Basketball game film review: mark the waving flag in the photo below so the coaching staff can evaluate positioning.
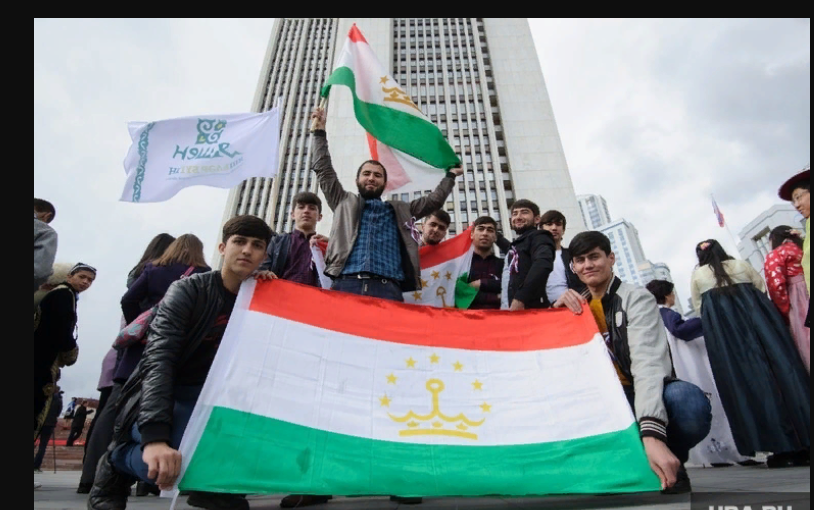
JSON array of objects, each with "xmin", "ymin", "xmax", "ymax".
[
  {"xmin": 321, "ymin": 24, "xmax": 460, "ymax": 195},
  {"xmin": 172, "ymin": 280, "xmax": 660, "ymax": 499},
  {"xmin": 711, "ymin": 195, "xmax": 726, "ymax": 228},
  {"xmin": 405, "ymin": 228, "xmax": 476, "ymax": 308},
  {"xmin": 121, "ymin": 109, "xmax": 280, "ymax": 203}
]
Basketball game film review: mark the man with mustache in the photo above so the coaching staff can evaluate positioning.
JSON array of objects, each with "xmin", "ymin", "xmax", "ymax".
[
  {"xmin": 506, "ymin": 199, "xmax": 555, "ymax": 311},
  {"xmin": 309, "ymin": 108, "xmax": 462, "ymax": 303},
  {"xmin": 283, "ymin": 108, "xmax": 462, "ymax": 508}
]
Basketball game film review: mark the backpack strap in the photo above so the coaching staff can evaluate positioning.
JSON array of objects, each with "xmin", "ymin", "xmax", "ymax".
[{"xmin": 182, "ymin": 266, "xmax": 196, "ymax": 278}]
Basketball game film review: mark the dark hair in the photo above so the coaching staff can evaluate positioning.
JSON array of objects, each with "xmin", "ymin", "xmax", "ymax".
[
  {"xmin": 472, "ymin": 216, "xmax": 498, "ymax": 229},
  {"xmin": 130, "ymin": 233, "xmax": 176, "ymax": 280},
  {"xmin": 34, "ymin": 198, "xmax": 56, "ymax": 222},
  {"xmin": 569, "ymin": 231, "xmax": 612, "ymax": 258},
  {"xmin": 222, "ymin": 215, "xmax": 274, "ymax": 246},
  {"xmin": 356, "ymin": 160, "xmax": 388, "ymax": 182},
  {"xmin": 540, "ymin": 210, "xmax": 567, "ymax": 230},
  {"xmin": 792, "ymin": 180, "xmax": 810, "ymax": 194},
  {"xmin": 510, "ymin": 199, "xmax": 541, "ymax": 218},
  {"xmin": 696, "ymin": 239, "xmax": 735, "ymax": 289},
  {"xmin": 770, "ymin": 225, "xmax": 804, "ymax": 250},
  {"xmin": 646, "ymin": 280, "xmax": 675, "ymax": 305},
  {"xmin": 427, "ymin": 209, "xmax": 451, "ymax": 228},
  {"xmin": 292, "ymin": 191, "xmax": 323, "ymax": 214},
  {"xmin": 155, "ymin": 234, "xmax": 208, "ymax": 268}
]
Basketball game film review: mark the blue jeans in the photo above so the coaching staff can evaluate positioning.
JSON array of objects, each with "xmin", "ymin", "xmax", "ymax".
[
  {"xmin": 625, "ymin": 380, "xmax": 712, "ymax": 464},
  {"xmin": 332, "ymin": 278, "xmax": 404, "ymax": 302},
  {"xmin": 111, "ymin": 386, "xmax": 202, "ymax": 484}
]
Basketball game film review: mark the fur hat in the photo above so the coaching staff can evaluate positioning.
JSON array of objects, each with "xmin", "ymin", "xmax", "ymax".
[{"xmin": 34, "ymin": 262, "xmax": 74, "ymax": 306}]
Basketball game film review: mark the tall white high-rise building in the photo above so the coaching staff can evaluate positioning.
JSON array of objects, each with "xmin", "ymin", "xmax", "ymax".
[
  {"xmin": 218, "ymin": 18, "xmax": 585, "ymax": 261},
  {"xmin": 577, "ymin": 194, "xmax": 613, "ymax": 230},
  {"xmin": 637, "ymin": 260, "xmax": 684, "ymax": 314},
  {"xmin": 599, "ymin": 219, "xmax": 649, "ymax": 287}
]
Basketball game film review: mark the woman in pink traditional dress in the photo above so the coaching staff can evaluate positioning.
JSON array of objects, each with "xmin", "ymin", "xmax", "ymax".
[{"xmin": 764, "ymin": 226, "xmax": 810, "ymax": 373}]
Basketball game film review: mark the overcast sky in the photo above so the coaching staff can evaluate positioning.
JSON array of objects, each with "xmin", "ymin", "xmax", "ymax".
[{"xmin": 34, "ymin": 18, "xmax": 810, "ymax": 400}]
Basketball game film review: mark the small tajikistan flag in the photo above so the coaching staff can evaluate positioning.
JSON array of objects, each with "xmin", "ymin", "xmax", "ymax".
[
  {"xmin": 321, "ymin": 24, "xmax": 461, "ymax": 195},
  {"xmin": 405, "ymin": 228, "xmax": 476, "ymax": 309},
  {"xmin": 172, "ymin": 280, "xmax": 661, "ymax": 498}
]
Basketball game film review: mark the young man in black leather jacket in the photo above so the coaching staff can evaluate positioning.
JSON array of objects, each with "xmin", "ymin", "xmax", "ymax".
[{"xmin": 88, "ymin": 215, "xmax": 274, "ymax": 510}]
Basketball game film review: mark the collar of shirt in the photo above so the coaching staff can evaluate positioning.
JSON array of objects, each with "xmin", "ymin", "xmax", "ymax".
[{"xmin": 292, "ymin": 229, "xmax": 316, "ymax": 241}]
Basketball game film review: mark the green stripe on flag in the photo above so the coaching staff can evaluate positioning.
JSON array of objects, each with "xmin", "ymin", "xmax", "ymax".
[
  {"xmin": 455, "ymin": 273, "xmax": 479, "ymax": 310},
  {"xmin": 321, "ymin": 67, "xmax": 461, "ymax": 170},
  {"xmin": 180, "ymin": 407, "xmax": 661, "ymax": 497}
]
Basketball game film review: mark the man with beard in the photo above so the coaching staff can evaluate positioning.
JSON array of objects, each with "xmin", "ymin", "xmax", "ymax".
[
  {"xmin": 309, "ymin": 108, "xmax": 461, "ymax": 303},
  {"xmin": 283, "ymin": 109, "xmax": 461, "ymax": 508},
  {"xmin": 507, "ymin": 200, "xmax": 556, "ymax": 311}
]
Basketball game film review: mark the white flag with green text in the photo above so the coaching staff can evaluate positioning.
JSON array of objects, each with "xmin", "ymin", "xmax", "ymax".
[{"xmin": 121, "ymin": 109, "xmax": 279, "ymax": 203}]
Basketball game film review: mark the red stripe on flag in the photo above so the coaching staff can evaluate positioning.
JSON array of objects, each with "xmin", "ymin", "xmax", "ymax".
[
  {"xmin": 366, "ymin": 133, "xmax": 379, "ymax": 160},
  {"xmin": 348, "ymin": 25, "xmax": 367, "ymax": 43},
  {"xmin": 249, "ymin": 280, "xmax": 598, "ymax": 352},
  {"xmin": 419, "ymin": 227, "xmax": 473, "ymax": 270}
]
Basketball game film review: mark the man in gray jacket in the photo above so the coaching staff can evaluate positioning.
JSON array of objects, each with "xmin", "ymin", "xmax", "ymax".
[
  {"xmin": 309, "ymin": 108, "xmax": 461, "ymax": 302},
  {"xmin": 34, "ymin": 199, "xmax": 58, "ymax": 292},
  {"xmin": 562, "ymin": 231, "xmax": 712, "ymax": 495},
  {"xmin": 279, "ymin": 111, "xmax": 461, "ymax": 509}
]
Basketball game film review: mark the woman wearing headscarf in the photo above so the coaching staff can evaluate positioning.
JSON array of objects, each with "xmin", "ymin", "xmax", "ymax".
[{"xmin": 691, "ymin": 240, "xmax": 809, "ymax": 469}]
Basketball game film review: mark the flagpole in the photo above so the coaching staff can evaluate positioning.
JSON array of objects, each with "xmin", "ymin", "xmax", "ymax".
[
  {"xmin": 712, "ymin": 193, "xmax": 743, "ymax": 258},
  {"xmin": 724, "ymin": 223, "xmax": 743, "ymax": 259},
  {"xmin": 310, "ymin": 97, "xmax": 328, "ymax": 132}
]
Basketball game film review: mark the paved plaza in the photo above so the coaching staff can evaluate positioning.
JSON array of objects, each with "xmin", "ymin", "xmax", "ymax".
[{"xmin": 35, "ymin": 466, "xmax": 810, "ymax": 509}]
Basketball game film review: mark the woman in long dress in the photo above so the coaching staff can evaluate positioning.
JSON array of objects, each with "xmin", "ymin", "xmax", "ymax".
[
  {"xmin": 646, "ymin": 279, "xmax": 747, "ymax": 468},
  {"xmin": 691, "ymin": 239, "xmax": 809, "ymax": 469},
  {"xmin": 764, "ymin": 226, "xmax": 810, "ymax": 373}
]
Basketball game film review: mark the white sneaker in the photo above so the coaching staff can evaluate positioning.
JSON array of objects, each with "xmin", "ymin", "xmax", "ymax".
[{"xmin": 34, "ymin": 482, "xmax": 42, "ymax": 490}]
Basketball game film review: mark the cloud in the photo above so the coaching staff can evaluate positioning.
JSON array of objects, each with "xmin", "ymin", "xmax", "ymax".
[
  {"xmin": 529, "ymin": 18, "xmax": 809, "ymax": 309},
  {"xmin": 35, "ymin": 19, "xmax": 809, "ymax": 399},
  {"xmin": 34, "ymin": 18, "xmax": 273, "ymax": 400}
]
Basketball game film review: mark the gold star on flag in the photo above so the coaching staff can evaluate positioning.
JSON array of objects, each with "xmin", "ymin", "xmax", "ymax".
[
  {"xmin": 453, "ymin": 361, "xmax": 464, "ymax": 372},
  {"xmin": 421, "ymin": 279, "xmax": 430, "ymax": 289},
  {"xmin": 431, "ymin": 271, "xmax": 441, "ymax": 280},
  {"xmin": 480, "ymin": 403, "xmax": 492, "ymax": 413},
  {"xmin": 380, "ymin": 395, "xmax": 392, "ymax": 407},
  {"xmin": 379, "ymin": 76, "xmax": 389, "ymax": 84},
  {"xmin": 445, "ymin": 271, "xmax": 453, "ymax": 280},
  {"xmin": 430, "ymin": 353, "xmax": 440, "ymax": 364},
  {"xmin": 406, "ymin": 357, "xmax": 417, "ymax": 368},
  {"xmin": 412, "ymin": 291, "xmax": 422, "ymax": 301},
  {"xmin": 387, "ymin": 373, "xmax": 398, "ymax": 385},
  {"xmin": 472, "ymin": 380, "xmax": 483, "ymax": 391}
]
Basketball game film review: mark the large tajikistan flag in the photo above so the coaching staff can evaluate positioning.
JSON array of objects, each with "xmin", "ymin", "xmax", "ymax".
[
  {"xmin": 173, "ymin": 280, "xmax": 661, "ymax": 498},
  {"xmin": 404, "ymin": 228, "xmax": 477, "ymax": 308},
  {"xmin": 121, "ymin": 108, "xmax": 280, "ymax": 203},
  {"xmin": 321, "ymin": 25, "xmax": 461, "ymax": 195}
]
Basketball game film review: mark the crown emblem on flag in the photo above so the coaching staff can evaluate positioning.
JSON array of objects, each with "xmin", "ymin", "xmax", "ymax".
[{"xmin": 388, "ymin": 378, "xmax": 486, "ymax": 440}]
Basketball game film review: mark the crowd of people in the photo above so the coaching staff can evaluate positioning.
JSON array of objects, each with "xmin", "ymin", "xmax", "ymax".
[{"xmin": 33, "ymin": 109, "xmax": 810, "ymax": 510}]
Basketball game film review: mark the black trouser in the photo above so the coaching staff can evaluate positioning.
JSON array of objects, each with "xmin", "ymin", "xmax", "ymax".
[
  {"xmin": 33, "ymin": 426, "xmax": 54, "ymax": 470},
  {"xmin": 84, "ymin": 386, "xmax": 113, "ymax": 458},
  {"xmin": 66, "ymin": 427, "xmax": 84, "ymax": 447},
  {"xmin": 80, "ymin": 384, "xmax": 121, "ymax": 486}
]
